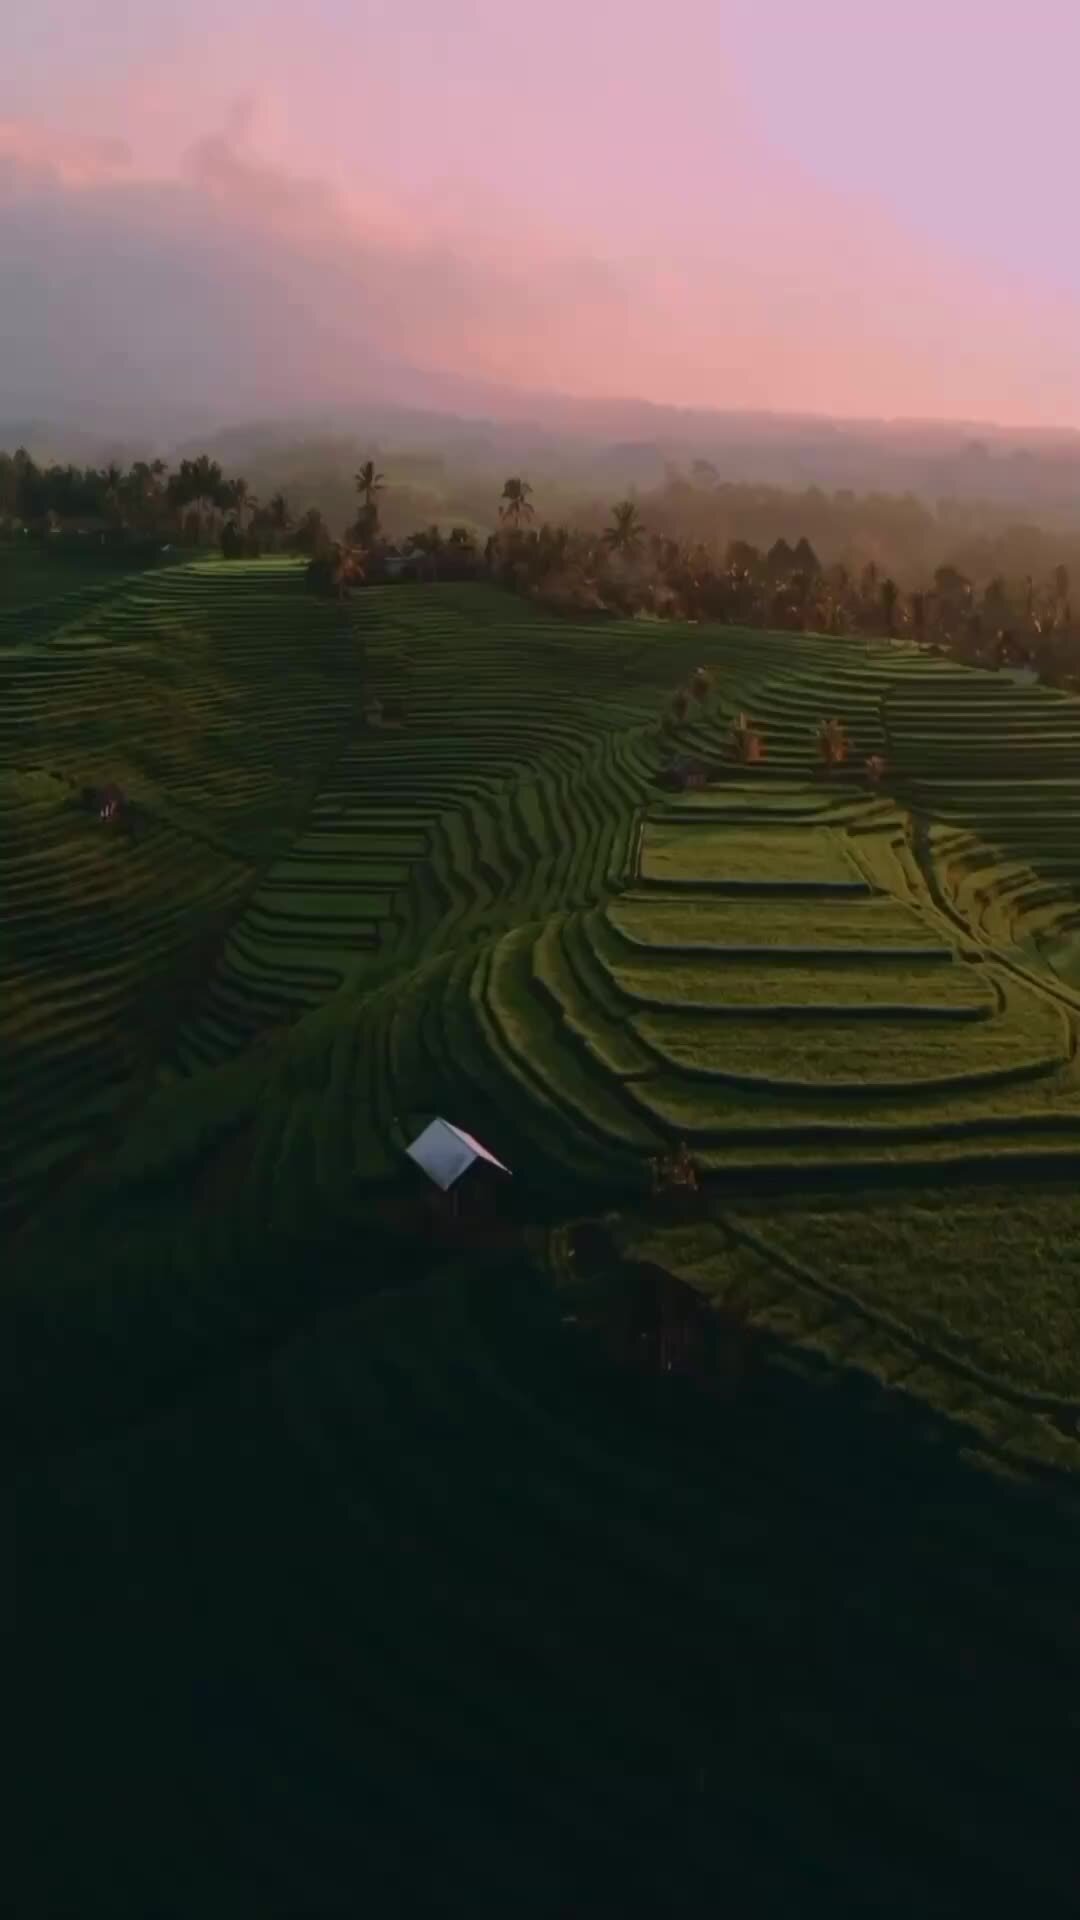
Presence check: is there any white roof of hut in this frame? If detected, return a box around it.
[404,1118,511,1192]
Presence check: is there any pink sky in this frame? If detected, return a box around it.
[2,0,1079,428]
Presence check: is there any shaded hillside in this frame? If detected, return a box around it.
[10,1252,1080,1916]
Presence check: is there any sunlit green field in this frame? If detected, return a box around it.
[638,820,868,889]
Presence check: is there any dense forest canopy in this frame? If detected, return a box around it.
[3,434,1078,684]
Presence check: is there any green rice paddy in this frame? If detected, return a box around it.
[638,821,868,889]
[606,891,953,953]
[7,563,1080,1911]
[7,569,1080,1432]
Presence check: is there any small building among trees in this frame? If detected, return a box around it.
[404,1117,512,1240]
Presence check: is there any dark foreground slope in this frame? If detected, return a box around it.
[11,1253,1080,1917]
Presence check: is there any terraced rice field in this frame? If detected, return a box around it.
[1,559,356,1226]
[8,566,1080,1909]
[885,667,1080,982]
[171,587,687,1069]
[0,542,154,615]
[638,821,869,890]
[7,568,1080,1449]
[309,779,1080,1204]
[0,766,249,1224]
[619,1172,1080,1463]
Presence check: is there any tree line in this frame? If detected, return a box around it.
[0,447,327,558]
[316,468,1079,689]
[3,446,1077,686]
[481,479,1079,684]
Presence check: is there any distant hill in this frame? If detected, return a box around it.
[6,390,1079,529]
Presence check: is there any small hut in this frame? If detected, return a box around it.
[404,1117,512,1236]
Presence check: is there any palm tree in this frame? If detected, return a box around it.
[267,492,292,547]
[603,499,645,556]
[100,461,125,530]
[196,456,227,526]
[292,507,329,556]
[354,460,385,516]
[169,455,227,541]
[766,537,796,580]
[350,460,385,547]
[144,460,168,533]
[224,477,258,531]
[123,462,157,530]
[498,477,534,528]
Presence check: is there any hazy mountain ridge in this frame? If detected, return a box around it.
[4,396,1078,530]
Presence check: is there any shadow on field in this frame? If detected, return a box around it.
[10,1249,1080,1917]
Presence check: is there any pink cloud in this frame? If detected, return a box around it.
[174,98,1080,428]
[2,85,1079,431]
[0,118,131,190]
